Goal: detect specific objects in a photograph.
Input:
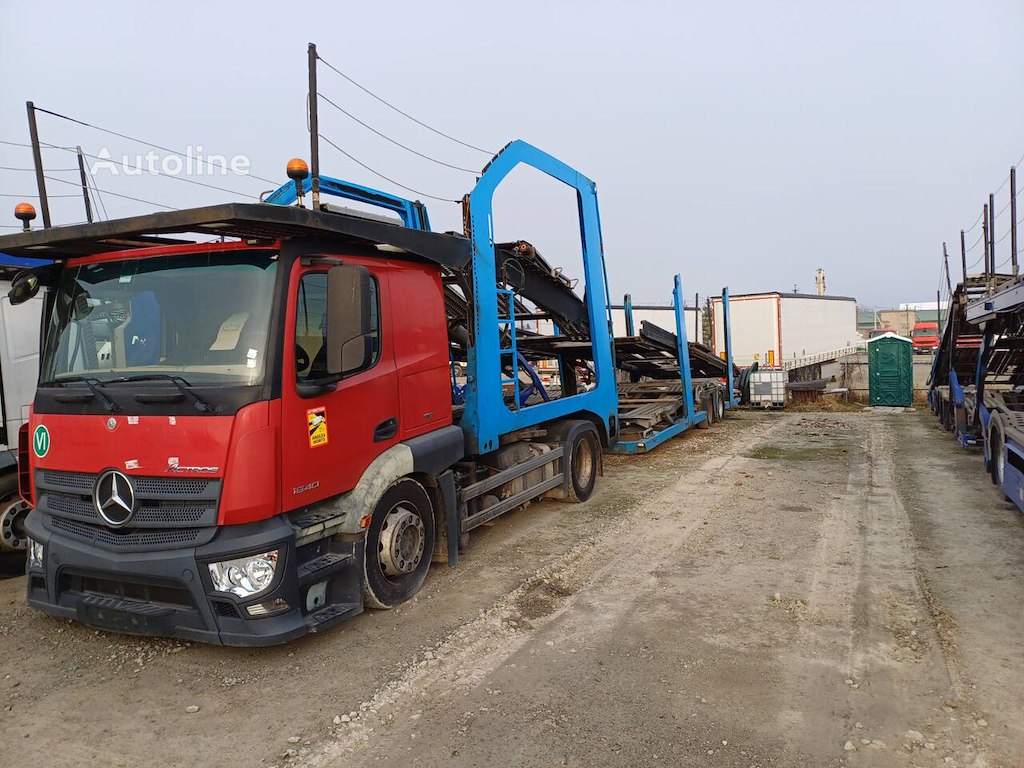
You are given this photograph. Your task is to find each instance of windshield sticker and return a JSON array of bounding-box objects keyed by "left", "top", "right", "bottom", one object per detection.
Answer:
[
  {"left": 32, "top": 425, "right": 50, "bottom": 458},
  {"left": 307, "top": 407, "right": 329, "bottom": 448}
]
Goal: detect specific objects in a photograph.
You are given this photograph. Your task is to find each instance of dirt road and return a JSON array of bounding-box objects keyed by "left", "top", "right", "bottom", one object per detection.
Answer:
[{"left": 1, "top": 410, "right": 1022, "bottom": 768}]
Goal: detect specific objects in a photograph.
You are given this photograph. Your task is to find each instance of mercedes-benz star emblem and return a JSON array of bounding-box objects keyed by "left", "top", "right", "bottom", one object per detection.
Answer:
[{"left": 92, "top": 469, "right": 136, "bottom": 528}]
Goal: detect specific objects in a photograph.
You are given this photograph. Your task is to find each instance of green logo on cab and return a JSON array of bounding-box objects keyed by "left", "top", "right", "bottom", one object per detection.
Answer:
[{"left": 32, "top": 425, "right": 50, "bottom": 458}]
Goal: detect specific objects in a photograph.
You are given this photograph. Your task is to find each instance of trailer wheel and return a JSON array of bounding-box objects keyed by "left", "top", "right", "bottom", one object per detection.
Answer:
[
  {"left": 0, "top": 475, "right": 28, "bottom": 553},
  {"left": 697, "top": 393, "right": 712, "bottom": 429},
  {"left": 712, "top": 390, "right": 725, "bottom": 422},
  {"left": 362, "top": 478, "right": 434, "bottom": 610},
  {"left": 990, "top": 421, "right": 1006, "bottom": 488},
  {"left": 566, "top": 425, "right": 600, "bottom": 503}
]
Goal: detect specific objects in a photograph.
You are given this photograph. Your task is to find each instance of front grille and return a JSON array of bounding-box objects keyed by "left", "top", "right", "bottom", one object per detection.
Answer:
[
  {"left": 50, "top": 516, "right": 215, "bottom": 552},
  {"left": 39, "top": 470, "right": 94, "bottom": 494},
  {"left": 35, "top": 469, "right": 221, "bottom": 530},
  {"left": 46, "top": 494, "right": 214, "bottom": 527},
  {"left": 39, "top": 470, "right": 219, "bottom": 500}
]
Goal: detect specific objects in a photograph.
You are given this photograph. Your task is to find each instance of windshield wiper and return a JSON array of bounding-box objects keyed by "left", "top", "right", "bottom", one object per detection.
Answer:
[
  {"left": 40, "top": 375, "right": 120, "bottom": 413},
  {"left": 123, "top": 374, "right": 217, "bottom": 413}
]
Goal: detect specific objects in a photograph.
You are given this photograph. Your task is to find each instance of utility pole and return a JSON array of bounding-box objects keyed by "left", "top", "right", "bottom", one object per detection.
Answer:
[
  {"left": 989, "top": 193, "right": 996, "bottom": 276},
  {"left": 308, "top": 43, "right": 321, "bottom": 212},
  {"left": 26, "top": 101, "right": 51, "bottom": 228},
  {"left": 1012, "top": 166, "right": 1019, "bottom": 277},
  {"left": 983, "top": 204, "right": 990, "bottom": 291},
  {"left": 76, "top": 146, "right": 93, "bottom": 224},
  {"left": 942, "top": 242, "right": 952, "bottom": 294},
  {"left": 960, "top": 229, "right": 967, "bottom": 281}
]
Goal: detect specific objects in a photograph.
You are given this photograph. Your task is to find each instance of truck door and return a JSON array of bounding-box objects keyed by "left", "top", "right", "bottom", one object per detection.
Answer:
[{"left": 281, "top": 261, "right": 398, "bottom": 509}]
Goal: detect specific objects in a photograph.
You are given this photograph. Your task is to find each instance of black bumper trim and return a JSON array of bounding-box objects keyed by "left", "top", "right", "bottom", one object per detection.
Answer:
[{"left": 24, "top": 510, "right": 365, "bottom": 646}]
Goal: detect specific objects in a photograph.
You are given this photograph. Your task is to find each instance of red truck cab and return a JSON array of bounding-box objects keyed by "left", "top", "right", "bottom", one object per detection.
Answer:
[
  {"left": 13, "top": 209, "right": 472, "bottom": 645},
  {"left": 912, "top": 321, "right": 940, "bottom": 353}
]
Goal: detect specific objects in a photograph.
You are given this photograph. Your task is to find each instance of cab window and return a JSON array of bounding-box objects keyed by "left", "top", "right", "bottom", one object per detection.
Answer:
[{"left": 295, "top": 272, "right": 380, "bottom": 380}]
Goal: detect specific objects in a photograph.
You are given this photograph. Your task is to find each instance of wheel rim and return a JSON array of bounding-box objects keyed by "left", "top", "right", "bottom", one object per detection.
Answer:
[
  {"left": 573, "top": 436, "right": 595, "bottom": 489},
  {"left": 377, "top": 504, "right": 425, "bottom": 577},
  {"left": 0, "top": 498, "right": 29, "bottom": 552}
]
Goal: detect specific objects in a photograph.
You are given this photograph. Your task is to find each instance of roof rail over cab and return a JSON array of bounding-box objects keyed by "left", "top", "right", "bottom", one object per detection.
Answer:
[{"left": 0, "top": 202, "right": 470, "bottom": 269}]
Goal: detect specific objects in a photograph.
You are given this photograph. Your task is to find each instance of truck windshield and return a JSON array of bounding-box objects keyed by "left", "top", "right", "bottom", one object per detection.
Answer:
[
  {"left": 912, "top": 328, "right": 936, "bottom": 337},
  {"left": 40, "top": 250, "right": 278, "bottom": 386}
]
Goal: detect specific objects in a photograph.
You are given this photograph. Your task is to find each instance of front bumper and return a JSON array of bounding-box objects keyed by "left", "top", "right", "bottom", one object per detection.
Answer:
[{"left": 24, "top": 511, "right": 364, "bottom": 646}]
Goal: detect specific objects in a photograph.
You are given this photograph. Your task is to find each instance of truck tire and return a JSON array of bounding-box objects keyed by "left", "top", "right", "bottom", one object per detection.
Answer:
[
  {"left": 565, "top": 423, "right": 600, "bottom": 503},
  {"left": 990, "top": 421, "right": 1006, "bottom": 488},
  {"left": 697, "top": 393, "right": 712, "bottom": 429},
  {"left": 712, "top": 390, "right": 725, "bottom": 422},
  {"left": 362, "top": 478, "right": 434, "bottom": 610},
  {"left": 0, "top": 474, "right": 28, "bottom": 553}
]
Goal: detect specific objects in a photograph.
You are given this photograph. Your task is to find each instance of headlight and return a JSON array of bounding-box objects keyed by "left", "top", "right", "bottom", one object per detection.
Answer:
[
  {"left": 27, "top": 539, "right": 44, "bottom": 569},
  {"left": 208, "top": 550, "right": 279, "bottom": 597}
]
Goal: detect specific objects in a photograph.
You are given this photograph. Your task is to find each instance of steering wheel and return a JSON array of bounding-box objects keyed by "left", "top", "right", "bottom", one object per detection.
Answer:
[{"left": 295, "top": 344, "right": 310, "bottom": 372}]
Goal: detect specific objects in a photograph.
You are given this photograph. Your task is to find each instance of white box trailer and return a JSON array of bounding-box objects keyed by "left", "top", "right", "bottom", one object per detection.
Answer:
[
  {"left": 0, "top": 261, "right": 43, "bottom": 553},
  {"left": 610, "top": 305, "right": 703, "bottom": 342},
  {"left": 710, "top": 292, "right": 858, "bottom": 368}
]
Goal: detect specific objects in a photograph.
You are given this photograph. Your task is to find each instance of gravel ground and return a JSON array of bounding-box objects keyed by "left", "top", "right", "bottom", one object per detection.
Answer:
[{"left": 1, "top": 409, "right": 1021, "bottom": 768}]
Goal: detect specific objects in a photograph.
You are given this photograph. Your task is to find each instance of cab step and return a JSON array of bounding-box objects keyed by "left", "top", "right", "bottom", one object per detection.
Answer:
[
  {"left": 291, "top": 508, "right": 348, "bottom": 546},
  {"left": 297, "top": 552, "right": 353, "bottom": 586},
  {"left": 306, "top": 602, "right": 362, "bottom": 633}
]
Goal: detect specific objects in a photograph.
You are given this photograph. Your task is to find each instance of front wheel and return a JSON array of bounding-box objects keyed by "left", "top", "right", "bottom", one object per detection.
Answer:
[
  {"left": 0, "top": 474, "right": 28, "bottom": 553},
  {"left": 362, "top": 478, "right": 434, "bottom": 609}
]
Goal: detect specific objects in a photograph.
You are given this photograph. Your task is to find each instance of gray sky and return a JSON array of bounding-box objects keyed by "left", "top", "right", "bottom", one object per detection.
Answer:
[{"left": 2, "top": 1, "right": 1022, "bottom": 308}]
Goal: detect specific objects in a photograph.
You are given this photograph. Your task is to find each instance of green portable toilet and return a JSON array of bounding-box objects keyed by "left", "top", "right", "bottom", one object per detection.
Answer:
[{"left": 867, "top": 332, "right": 913, "bottom": 406}]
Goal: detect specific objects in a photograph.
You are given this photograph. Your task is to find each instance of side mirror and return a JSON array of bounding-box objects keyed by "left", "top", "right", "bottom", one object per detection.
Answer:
[
  {"left": 8, "top": 271, "right": 41, "bottom": 305},
  {"left": 326, "top": 264, "right": 373, "bottom": 377}
]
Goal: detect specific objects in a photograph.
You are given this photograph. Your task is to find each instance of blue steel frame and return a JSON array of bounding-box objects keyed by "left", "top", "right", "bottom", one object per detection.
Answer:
[
  {"left": 463, "top": 140, "right": 618, "bottom": 455},
  {"left": 610, "top": 274, "right": 708, "bottom": 454},
  {"left": 264, "top": 175, "right": 430, "bottom": 230},
  {"left": 721, "top": 287, "right": 738, "bottom": 408},
  {"left": 967, "top": 285, "right": 1024, "bottom": 509}
]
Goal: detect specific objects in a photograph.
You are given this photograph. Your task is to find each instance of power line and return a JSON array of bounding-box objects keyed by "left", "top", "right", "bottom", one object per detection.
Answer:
[
  {"left": 29, "top": 106, "right": 281, "bottom": 186},
  {"left": 963, "top": 208, "right": 984, "bottom": 234},
  {"left": 318, "top": 133, "right": 460, "bottom": 203},
  {"left": 51, "top": 144, "right": 260, "bottom": 199},
  {"left": 0, "top": 164, "right": 78, "bottom": 172},
  {"left": 0, "top": 191, "right": 78, "bottom": 198},
  {"left": 317, "top": 92, "right": 479, "bottom": 174},
  {"left": 317, "top": 54, "right": 494, "bottom": 156},
  {"left": 43, "top": 174, "right": 176, "bottom": 210}
]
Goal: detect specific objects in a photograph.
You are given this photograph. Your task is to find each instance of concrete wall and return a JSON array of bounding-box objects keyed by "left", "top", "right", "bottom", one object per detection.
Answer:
[
  {"left": 822, "top": 351, "right": 933, "bottom": 402},
  {"left": 779, "top": 296, "right": 859, "bottom": 364}
]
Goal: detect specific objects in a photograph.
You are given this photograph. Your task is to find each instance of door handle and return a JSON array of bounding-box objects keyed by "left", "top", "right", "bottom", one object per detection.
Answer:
[{"left": 374, "top": 417, "right": 398, "bottom": 442}]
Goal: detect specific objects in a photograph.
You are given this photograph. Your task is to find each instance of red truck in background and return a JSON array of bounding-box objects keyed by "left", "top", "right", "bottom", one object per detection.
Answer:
[{"left": 912, "top": 321, "right": 940, "bottom": 354}]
